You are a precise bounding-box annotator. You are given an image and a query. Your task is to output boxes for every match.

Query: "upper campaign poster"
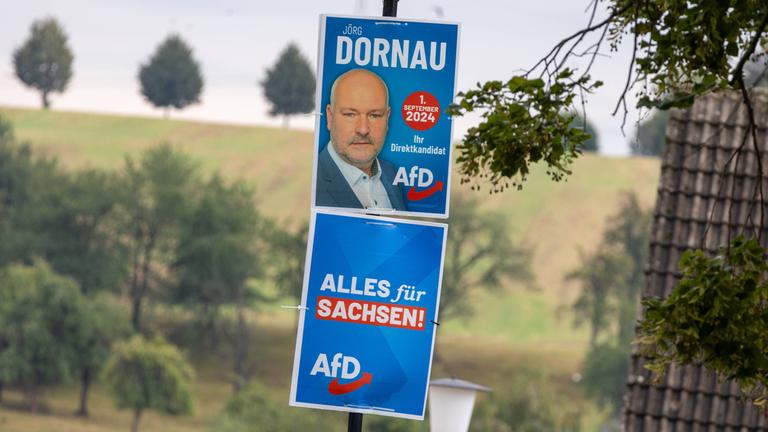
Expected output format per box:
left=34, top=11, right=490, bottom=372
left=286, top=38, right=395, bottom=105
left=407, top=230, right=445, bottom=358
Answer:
left=311, top=15, right=460, bottom=218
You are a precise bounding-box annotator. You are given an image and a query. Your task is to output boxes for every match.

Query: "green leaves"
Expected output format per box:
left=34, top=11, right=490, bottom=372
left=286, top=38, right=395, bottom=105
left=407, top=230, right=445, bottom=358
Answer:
left=103, top=335, right=194, bottom=416
left=451, top=1, right=768, bottom=191
left=615, top=0, right=767, bottom=103
left=171, top=174, right=263, bottom=310
left=0, top=261, right=90, bottom=402
left=139, top=34, right=204, bottom=111
left=261, top=43, right=316, bottom=118
left=638, top=236, right=768, bottom=407
left=13, top=17, right=74, bottom=108
left=450, top=70, right=601, bottom=192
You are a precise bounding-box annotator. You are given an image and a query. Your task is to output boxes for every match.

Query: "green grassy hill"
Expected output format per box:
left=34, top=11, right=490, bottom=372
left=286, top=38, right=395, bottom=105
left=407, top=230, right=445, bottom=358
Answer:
left=0, top=106, right=659, bottom=430
left=0, top=106, right=661, bottom=343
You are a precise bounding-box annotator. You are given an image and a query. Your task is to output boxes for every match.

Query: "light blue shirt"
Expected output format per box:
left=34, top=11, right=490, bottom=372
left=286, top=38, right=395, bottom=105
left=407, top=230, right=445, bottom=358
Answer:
left=327, top=143, right=393, bottom=210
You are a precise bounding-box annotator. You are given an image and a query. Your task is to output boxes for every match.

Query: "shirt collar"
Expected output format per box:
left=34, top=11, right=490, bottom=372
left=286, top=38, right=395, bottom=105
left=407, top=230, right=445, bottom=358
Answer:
left=327, top=142, right=382, bottom=186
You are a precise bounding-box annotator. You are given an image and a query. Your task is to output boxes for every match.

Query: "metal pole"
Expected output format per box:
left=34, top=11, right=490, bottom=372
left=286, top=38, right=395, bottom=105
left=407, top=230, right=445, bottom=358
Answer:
left=348, top=412, right=364, bottom=432
left=382, top=0, right=399, bottom=17
left=347, top=4, right=399, bottom=430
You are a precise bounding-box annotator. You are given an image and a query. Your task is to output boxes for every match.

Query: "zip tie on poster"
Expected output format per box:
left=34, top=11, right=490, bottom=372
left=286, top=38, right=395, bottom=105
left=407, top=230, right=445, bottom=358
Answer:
left=365, top=220, right=397, bottom=228
left=280, top=305, right=308, bottom=311
left=431, top=320, right=440, bottom=326
left=345, top=404, right=396, bottom=412
left=363, top=207, right=399, bottom=218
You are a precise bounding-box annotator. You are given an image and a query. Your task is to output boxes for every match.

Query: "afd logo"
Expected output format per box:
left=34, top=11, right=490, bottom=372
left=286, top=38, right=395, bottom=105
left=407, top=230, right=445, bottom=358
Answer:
left=310, top=353, right=373, bottom=395
left=393, top=166, right=444, bottom=201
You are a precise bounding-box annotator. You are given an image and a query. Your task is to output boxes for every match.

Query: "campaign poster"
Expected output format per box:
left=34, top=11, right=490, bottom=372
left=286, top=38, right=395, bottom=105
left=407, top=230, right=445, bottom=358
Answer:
left=311, top=15, right=460, bottom=218
left=289, top=210, right=447, bottom=419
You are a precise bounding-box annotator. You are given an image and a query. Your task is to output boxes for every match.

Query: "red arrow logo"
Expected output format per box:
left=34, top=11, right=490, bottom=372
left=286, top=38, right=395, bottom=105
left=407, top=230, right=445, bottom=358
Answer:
left=328, top=372, right=373, bottom=395
left=407, top=181, right=444, bottom=201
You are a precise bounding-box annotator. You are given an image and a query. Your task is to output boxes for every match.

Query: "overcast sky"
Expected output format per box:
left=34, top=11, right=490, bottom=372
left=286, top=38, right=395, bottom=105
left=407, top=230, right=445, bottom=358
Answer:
left=1, top=0, right=642, bottom=155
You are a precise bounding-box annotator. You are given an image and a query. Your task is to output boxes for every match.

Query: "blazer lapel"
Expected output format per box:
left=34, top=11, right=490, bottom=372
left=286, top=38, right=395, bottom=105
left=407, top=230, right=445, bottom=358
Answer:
left=380, top=161, right=406, bottom=211
left=318, top=148, right=363, bottom=208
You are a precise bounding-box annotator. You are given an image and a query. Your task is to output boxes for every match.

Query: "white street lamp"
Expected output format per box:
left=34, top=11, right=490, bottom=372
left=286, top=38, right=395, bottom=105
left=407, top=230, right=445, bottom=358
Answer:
left=428, top=378, right=491, bottom=432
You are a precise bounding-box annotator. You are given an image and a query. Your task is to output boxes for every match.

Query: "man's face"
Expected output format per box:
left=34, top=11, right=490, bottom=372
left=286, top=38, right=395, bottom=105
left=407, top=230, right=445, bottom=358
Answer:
left=326, top=70, right=390, bottom=172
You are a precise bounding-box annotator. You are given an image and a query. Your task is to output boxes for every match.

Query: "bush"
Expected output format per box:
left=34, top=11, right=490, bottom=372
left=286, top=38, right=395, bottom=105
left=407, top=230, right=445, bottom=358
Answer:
left=103, top=336, right=193, bottom=432
left=581, top=343, right=630, bottom=410
left=213, top=381, right=342, bottom=431
left=471, top=372, right=582, bottom=432
left=0, top=260, right=86, bottom=411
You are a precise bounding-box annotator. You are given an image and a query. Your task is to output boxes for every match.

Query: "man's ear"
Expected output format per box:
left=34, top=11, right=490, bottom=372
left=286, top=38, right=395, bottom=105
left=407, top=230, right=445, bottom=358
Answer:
left=326, top=104, right=333, bottom=130
left=386, top=107, right=391, bottom=119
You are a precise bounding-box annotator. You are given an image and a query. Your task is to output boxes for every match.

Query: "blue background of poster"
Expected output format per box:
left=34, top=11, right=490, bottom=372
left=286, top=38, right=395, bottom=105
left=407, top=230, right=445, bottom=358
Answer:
left=291, top=211, right=445, bottom=418
left=315, top=16, right=459, bottom=216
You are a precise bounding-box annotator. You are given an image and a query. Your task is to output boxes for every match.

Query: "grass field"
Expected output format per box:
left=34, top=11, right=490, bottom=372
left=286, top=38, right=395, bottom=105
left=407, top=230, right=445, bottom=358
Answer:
left=0, top=106, right=660, bottom=342
left=0, top=106, right=661, bottom=431
left=0, top=329, right=595, bottom=432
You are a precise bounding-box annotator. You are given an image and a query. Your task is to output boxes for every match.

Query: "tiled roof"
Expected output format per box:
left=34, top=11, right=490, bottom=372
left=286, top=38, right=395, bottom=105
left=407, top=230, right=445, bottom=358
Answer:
left=623, top=91, right=768, bottom=431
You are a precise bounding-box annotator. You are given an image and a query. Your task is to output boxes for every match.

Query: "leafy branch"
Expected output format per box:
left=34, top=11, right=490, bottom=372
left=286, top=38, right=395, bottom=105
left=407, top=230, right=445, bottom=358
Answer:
left=448, top=71, right=601, bottom=192
left=638, top=236, right=768, bottom=408
left=450, top=0, right=768, bottom=194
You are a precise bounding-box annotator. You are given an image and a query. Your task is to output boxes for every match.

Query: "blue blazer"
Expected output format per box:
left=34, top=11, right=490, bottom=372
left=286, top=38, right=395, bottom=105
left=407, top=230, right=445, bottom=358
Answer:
left=315, top=146, right=406, bottom=211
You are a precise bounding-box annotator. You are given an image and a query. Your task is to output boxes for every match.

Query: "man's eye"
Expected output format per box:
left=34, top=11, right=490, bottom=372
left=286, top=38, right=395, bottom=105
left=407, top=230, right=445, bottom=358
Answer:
left=343, top=112, right=356, bottom=118
left=369, top=113, right=383, bottom=119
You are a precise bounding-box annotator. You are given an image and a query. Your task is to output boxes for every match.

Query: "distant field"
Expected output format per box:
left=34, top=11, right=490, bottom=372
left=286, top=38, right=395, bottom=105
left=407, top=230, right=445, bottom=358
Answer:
left=0, top=319, right=596, bottom=432
left=1, top=107, right=315, bottom=223
left=0, top=106, right=661, bottom=344
left=0, top=106, right=659, bottom=431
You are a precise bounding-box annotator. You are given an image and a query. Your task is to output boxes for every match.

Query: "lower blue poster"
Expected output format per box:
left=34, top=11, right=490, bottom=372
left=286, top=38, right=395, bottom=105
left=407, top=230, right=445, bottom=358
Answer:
left=289, top=210, right=447, bottom=420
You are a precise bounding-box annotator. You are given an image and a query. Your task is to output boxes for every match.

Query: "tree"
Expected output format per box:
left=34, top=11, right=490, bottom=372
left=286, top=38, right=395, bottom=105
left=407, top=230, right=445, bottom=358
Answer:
left=20, top=170, right=128, bottom=416
left=601, top=193, right=651, bottom=344
left=103, top=336, right=193, bottom=432
left=171, top=175, right=260, bottom=326
left=570, top=114, right=600, bottom=153
left=267, top=221, right=308, bottom=302
left=0, top=115, right=13, bottom=142
left=567, top=248, right=630, bottom=348
left=0, top=116, right=19, bottom=276
left=639, top=236, right=768, bottom=406
left=566, top=193, right=651, bottom=414
left=0, top=133, right=63, bottom=269
left=441, top=193, right=534, bottom=321
left=261, top=43, right=315, bottom=127
left=139, top=35, right=203, bottom=116
left=448, top=2, right=768, bottom=411
left=449, top=1, right=768, bottom=192
left=170, top=174, right=264, bottom=392
left=630, top=109, right=669, bottom=157
left=631, top=53, right=768, bottom=157
left=37, top=169, right=128, bottom=296
left=581, top=344, right=631, bottom=411
left=745, top=53, right=768, bottom=87
left=0, top=260, right=84, bottom=411
left=71, top=296, right=129, bottom=417
left=121, top=145, right=199, bottom=331
left=13, top=17, right=73, bottom=109
left=0, top=136, right=128, bottom=415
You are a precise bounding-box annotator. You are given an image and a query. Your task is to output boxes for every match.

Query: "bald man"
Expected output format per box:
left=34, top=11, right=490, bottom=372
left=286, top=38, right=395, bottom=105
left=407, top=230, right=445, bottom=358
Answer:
left=315, top=69, right=406, bottom=211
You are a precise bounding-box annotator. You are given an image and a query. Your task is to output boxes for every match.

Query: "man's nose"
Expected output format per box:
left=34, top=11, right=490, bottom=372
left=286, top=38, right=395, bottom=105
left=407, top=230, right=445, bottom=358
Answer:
left=355, top=115, right=370, bottom=136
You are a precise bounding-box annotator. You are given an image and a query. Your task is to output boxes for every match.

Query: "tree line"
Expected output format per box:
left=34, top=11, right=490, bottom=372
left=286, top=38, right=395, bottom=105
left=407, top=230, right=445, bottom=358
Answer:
left=565, top=193, right=651, bottom=428
left=12, top=17, right=315, bottom=125
left=0, top=115, right=307, bottom=431
left=0, top=111, right=539, bottom=430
